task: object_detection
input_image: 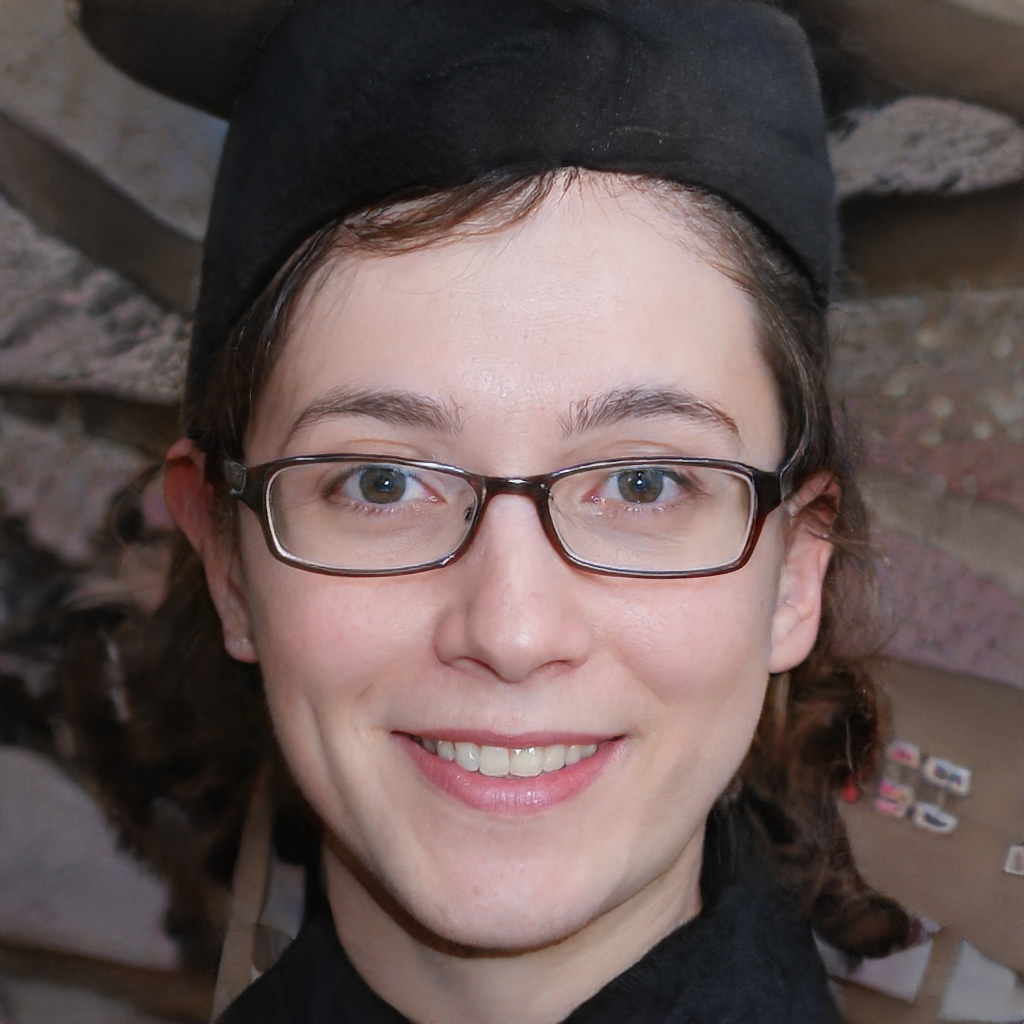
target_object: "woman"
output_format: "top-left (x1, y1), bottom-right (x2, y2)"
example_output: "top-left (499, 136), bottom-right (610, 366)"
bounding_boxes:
top-left (74, 1), bottom-right (915, 1020)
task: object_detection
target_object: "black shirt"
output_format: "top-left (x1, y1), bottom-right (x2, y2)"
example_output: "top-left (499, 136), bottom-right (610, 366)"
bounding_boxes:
top-left (219, 807), bottom-right (842, 1023)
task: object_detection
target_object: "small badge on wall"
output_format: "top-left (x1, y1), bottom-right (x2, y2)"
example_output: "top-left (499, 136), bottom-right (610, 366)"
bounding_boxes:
top-left (911, 803), bottom-right (958, 835)
top-left (921, 756), bottom-right (972, 797)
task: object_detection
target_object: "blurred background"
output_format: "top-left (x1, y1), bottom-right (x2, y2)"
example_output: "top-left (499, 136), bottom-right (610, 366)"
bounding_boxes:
top-left (0, 1), bottom-right (1021, 1021)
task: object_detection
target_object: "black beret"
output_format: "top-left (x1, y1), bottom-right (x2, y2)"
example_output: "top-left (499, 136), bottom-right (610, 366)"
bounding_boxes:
top-left (190, 0), bottom-right (836, 408)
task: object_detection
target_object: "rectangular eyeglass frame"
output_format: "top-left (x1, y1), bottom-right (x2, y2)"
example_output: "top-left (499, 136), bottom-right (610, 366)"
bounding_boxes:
top-left (224, 454), bottom-right (791, 579)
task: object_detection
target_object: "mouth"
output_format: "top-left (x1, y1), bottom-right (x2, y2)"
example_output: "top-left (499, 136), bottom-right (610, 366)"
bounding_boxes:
top-left (410, 735), bottom-right (601, 778)
top-left (399, 731), bottom-right (619, 813)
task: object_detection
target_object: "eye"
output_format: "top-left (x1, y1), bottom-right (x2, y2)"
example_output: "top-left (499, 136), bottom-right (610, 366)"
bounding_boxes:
top-left (331, 465), bottom-right (431, 505)
top-left (597, 467), bottom-right (693, 506)
top-left (614, 468), bottom-right (669, 504)
top-left (356, 466), bottom-right (407, 503)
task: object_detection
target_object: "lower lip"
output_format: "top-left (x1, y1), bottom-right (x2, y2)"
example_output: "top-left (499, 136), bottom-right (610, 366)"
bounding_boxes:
top-left (396, 734), bottom-right (620, 815)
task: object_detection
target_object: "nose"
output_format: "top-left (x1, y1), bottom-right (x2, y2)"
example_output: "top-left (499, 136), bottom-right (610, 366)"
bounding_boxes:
top-left (432, 494), bottom-right (592, 684)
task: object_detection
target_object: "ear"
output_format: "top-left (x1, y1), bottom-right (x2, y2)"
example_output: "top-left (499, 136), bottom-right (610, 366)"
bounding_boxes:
top-left (162, 439), bottom-right (259, 664)
top-left (767, 472), bottom-right (836, 675)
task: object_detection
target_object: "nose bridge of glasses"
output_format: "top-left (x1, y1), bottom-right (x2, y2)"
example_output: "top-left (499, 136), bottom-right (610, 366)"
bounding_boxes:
top-left (484, 475), bottom-right (546, 495)
top-left (462, 474), bottom-right (564, 566)
top-left (476, 474), bottom-right (551, 519)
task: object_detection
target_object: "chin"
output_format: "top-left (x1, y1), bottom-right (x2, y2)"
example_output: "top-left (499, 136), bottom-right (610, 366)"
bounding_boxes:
top-left (351, 831), bottom-right (614, 953)
top-left (415, 882), bottom-right (607, 955)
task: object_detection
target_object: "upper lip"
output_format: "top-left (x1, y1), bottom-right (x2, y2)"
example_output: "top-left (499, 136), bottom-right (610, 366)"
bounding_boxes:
top-left (401, 729), bottom-right (617, 747)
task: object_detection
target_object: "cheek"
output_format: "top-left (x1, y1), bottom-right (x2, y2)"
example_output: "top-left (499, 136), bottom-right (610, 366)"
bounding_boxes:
top-left (238, 510), bottom-right (422, 657)
top-left (612, 562), bottom-right (780, 701)
top-left (242, 567), bottom-right (449, 867)
top-left (235, 526), bottom-right (431, 771)
top-left (607, 540), bottom-right (782, 780)
top-left (247, 574), bottom-right (432, 716)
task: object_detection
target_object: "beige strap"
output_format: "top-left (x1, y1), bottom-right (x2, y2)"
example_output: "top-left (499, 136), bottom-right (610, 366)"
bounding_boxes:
top-left (211, 766), bottom-right (273, 1021)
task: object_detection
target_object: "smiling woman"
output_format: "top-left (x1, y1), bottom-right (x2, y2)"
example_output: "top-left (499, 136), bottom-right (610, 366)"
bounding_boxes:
top-left (75, 2), bottom-right (917, 1022)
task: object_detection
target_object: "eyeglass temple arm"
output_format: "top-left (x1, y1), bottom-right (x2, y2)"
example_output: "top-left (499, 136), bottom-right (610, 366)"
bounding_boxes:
top-left (224, 459), bottom-right (264, 512)
top-left (776, 411), bottom-right (810, 502)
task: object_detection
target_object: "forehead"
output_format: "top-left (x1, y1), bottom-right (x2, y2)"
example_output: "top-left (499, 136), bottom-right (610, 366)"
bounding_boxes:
top-left (249, 181), bottom-right (784, 469)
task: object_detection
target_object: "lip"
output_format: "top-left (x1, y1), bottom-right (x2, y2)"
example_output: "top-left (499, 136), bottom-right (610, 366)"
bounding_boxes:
top-left (395, 732), bottom-right (622, 815)
top-left (411, 728), bottom-right (611, 748)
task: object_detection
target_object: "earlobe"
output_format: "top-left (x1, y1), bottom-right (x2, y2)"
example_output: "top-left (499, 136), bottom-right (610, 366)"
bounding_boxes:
top-left (767, 474), bottom-right (835, 675)
top-left (163, 439), bottom-right (259, 664)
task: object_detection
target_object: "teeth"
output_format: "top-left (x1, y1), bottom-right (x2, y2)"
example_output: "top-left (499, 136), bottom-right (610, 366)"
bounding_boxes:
top-left (417, 737), bottom-right (601, 777)
top-left (509, 747), bottom-right (544, 777)
top-left (454, 742), bottom-right (480, 771)
top-left (543, 744), bottom-right (566, 771)
top-left (479, 745), bottom-right (510, 777)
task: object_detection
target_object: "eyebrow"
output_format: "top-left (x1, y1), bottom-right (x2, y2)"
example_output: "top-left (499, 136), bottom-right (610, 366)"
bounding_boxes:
top-left (285, 383), bottom-right (738, 445)
top-left (561, 386), bottom-right (739, 438)
top-left (285, 386), bottom-right (463, 443)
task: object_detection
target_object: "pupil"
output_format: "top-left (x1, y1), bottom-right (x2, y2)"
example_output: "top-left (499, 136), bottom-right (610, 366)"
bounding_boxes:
top-left (359, 468), bottom-right (407, 503)
top-left (618, 470), bottom-right (663, 504)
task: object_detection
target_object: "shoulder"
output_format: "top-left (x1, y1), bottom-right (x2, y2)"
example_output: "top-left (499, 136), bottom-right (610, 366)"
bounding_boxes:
top-left (216, 910), bottom-right (408, 1024)
top-left (215, 913), bottom-right (336, 1024)
top-left (686, 808), bottom-right (844, 1022)
top-left (568, 806), bottom-right (843, 1024)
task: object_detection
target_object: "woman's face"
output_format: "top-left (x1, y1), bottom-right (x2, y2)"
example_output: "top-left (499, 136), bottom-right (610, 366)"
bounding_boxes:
top-left (226, 180), bottom-right (828, 953)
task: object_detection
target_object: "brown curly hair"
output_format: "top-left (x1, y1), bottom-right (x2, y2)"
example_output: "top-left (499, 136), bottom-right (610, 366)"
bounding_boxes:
top-left (63, 169), bottom-right (914, 968)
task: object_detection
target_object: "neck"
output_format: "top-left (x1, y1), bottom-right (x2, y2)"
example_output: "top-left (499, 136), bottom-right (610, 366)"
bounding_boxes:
top-left (322, 830), bottom-right (704, 1024)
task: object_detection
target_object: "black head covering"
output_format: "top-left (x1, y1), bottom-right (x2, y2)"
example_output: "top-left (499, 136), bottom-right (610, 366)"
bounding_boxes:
top-left (188, 0), bottom-right (836, 411)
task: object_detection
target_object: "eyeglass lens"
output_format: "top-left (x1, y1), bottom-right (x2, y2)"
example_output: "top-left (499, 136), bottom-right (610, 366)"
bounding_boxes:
top-left (548, 463), bottom-right (753, 573)
top-left (265, 459), bottom-right (756, 575)
top-left (269, 461), bottom-right (478, 573)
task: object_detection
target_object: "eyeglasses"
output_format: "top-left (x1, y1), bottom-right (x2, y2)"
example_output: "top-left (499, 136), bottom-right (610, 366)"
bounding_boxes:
top-left (224, 454), bottom-right (791, 578)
